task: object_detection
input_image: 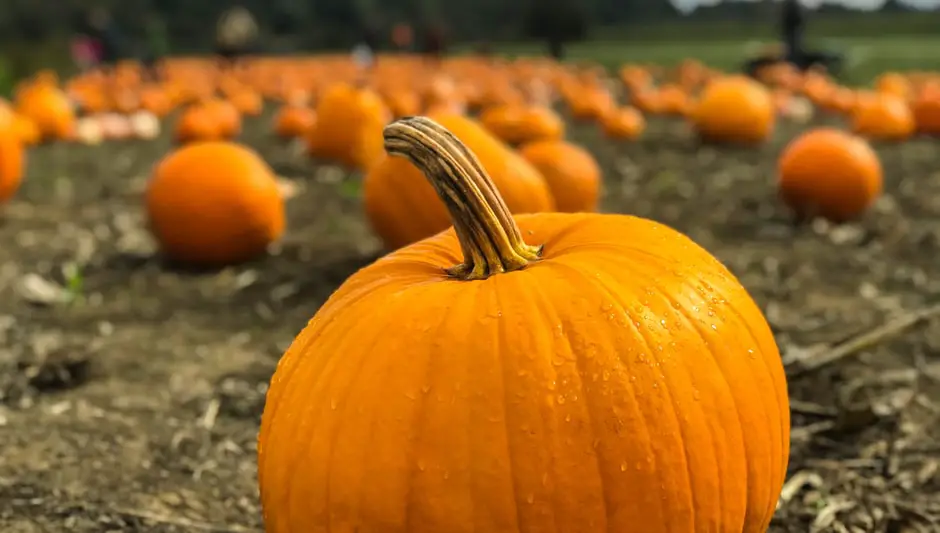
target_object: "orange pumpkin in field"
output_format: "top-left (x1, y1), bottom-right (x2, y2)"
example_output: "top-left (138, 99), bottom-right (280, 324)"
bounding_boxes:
top-left (519, 139), bottom-right (601, 213)
top-left (306, 82), bottom-right (391, 170)
top-left (204, 98), bottom-right (242, 138)
top-left (14, 78), bottom-right (76, 141)
top-left (229, 90), bottom-right (264, 116)
top-left (851, 93), bottom-right (914, 142)
top-left (601, 106), bottom-right (645, 140)
top-left (479, 104), bottom-right (565, 146)
top-left (691, 75), bottom-right (774, 144)
top-left (175, 104), bottom-right (223, 143)
top-left (273, 104), bottom-right (316, 139)
top-left (258, 116), bottom-right (790, 533)
top-left (363, 112), bottom-right (554, 250)
top-left (0, 128), bottom-right (25, 203)
top-left (146, 142), bottom-right (286, 265)
top-left (777, 128), bottom-right (882, 222)
top-left (911, 83), bottom-right (940, 135)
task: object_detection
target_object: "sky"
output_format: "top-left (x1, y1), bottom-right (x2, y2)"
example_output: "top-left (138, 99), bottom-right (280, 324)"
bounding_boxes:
top-left (670, 0), bottom-right (940, 14)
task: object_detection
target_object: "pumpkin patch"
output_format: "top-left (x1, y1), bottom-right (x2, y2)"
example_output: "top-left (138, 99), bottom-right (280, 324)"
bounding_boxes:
top-left (3, 33), bottom-right (938, 533)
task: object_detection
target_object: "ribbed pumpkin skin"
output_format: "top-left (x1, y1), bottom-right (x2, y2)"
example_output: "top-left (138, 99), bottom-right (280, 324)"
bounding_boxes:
top-left (258, 212), bottom-right (790, 533)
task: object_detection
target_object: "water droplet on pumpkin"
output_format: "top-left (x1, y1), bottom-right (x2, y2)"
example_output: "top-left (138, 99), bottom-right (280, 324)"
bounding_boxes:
top-left (692, 389), bottom-right (701, 401)
top-left (602, 371), bottom-right (610, 381)
top-left (421, 385), bottom-right (431, 394)
top-left (443, 470), bottom-right (450, 480)
top-left (710, 324), bottom-right (718, 331)
top-left (404, 391), bottom-right (416, 400)
top-left (542, 473), bottom-right (550, 486)
top-left (748, 349), bottom-right (756, 359)
top-left (557, 395), bottom-right (566, 405)
top-left (565, 414), bottom-right (571, 422)
top-left (552, 357), bottom-right (565, 367)
top-left (526, 493), bottom-right (535, 504)
top-left (330, 399), bottom-right (338, 410)
top-left (417, 460), bottom-right (426, 471)
top-left (620, 462), bottom-right (628, 472)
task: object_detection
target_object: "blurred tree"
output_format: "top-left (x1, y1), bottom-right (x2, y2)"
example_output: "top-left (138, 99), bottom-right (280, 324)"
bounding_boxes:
top-left (523, 0), bottom-right (588, 59)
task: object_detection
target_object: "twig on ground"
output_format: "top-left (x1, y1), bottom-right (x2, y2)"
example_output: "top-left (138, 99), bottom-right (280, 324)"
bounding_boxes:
top-left (786, 304), bottom-right (940, 377)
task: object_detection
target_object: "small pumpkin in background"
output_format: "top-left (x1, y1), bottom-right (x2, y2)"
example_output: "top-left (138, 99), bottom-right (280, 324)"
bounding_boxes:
top-left (600, 106), bottom-right (645, 140)
top-left (912, 83), bottom-right (940, 135)
top-left (479, 104), bottom-right (565, 146)
top-left (146, 141), bottom-right (286, 266)
top-left (777, 127), bottom-right (883, 222)
top-left (229, 89), bottom-right (264, 117)
top-left (851, 93), bottom-right (914, 142)
top-left (11, 114), bottom-right (40, 146)
top-left (203, 98), bottom-right (242, 138)
top-left (306, 82), bottom-right (391, 170)
top-left (259, 116), bottom-right (790, 533)
top-left (273, 104), bottom-right (316, 139)
top-left (363, 112), bottom-right (554, 250)
top-left (519, 139), bottom-right (601, 213)
top-left (14, 76), bottom-right (76, 141)
top-left (175, 103), bottom-right (222, 143)
top-left (0, 128), bottom-right (25, 204)
top-left (691, 75), bottom-right (775, 144)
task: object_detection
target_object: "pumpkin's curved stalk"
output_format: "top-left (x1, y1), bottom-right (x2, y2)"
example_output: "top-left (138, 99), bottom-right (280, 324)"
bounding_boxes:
top-left (383, 116), bottom-right (543, 280)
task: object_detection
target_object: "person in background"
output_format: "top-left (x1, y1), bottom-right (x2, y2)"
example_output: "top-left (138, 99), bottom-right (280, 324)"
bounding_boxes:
top-left (86, 8), bottom-right (126, 72)
top-left (215, 5), bottom-right (259, 70)
top-left (780, 0), bottom-right (805, 66)
top-left (70, 32), bottom-right (102, 73)
top-left (391, 23), bottom-right (414, 52)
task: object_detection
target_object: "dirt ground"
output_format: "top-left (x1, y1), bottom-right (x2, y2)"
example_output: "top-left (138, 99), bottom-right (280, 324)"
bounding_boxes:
top-left (0, 112), bottom-right (938, 533)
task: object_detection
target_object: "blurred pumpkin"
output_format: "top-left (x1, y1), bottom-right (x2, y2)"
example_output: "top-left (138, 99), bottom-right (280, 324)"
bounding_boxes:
top-left (479, 104), bottom-right (565, 146)
top-left (0, 129), bottom-right (25, 203)
top-left (273, 104), bottom-right (317, 139)
top-left (912, 83), bottom-right (940, 136)
top-left (777, 128), bottom-right (882, 222)
top-left (306, 82), bottom-right (391, 170)
top-left (519, 139), bottom-right (601, 212)
top-left (691, 75), bottom-right (774, 144)
top-left (175, 104), bottom-right (223, 143)
top-left (259, 116), bottom-right (790, 533)
top-left (851, 93), bottom-right (915, 142)
top-left (14, 78), bottom-right (76, 141)
top-left (146, 141), bottom-right (286, 265)
top-left (363, 112), bottom-right (554, 250)
top-left (600, 106), bottom-right (645, 140)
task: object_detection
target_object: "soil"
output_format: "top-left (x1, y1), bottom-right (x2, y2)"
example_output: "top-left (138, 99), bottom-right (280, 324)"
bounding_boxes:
top-left (0, 112), bottom-right (938, 532)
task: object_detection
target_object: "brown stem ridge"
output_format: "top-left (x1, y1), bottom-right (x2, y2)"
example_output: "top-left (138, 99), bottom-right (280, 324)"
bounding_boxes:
top-left (383, 116), bottom-right (543, 280)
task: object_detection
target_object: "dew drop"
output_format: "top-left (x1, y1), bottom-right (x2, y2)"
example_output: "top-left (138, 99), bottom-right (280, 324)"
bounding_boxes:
top-left (620, 462), bottom-right (628, 472)
top-left (526, 493), bottom-right (535, 504)
top-left (556, 395), bottom-right (566, 405)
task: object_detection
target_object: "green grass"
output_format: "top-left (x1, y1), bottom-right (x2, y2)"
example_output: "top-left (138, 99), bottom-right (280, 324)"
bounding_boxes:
top-left (480, 35), bottom-right (940, 85)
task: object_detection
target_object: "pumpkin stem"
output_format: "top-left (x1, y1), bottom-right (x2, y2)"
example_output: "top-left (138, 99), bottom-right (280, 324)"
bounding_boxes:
top-left (383, 116), bottom-right (543, 280)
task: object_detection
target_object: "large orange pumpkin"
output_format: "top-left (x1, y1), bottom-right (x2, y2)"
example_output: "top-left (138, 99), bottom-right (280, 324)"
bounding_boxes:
top-left (258, 116), bottom-right (790, 533)
top-left (363, 112), bottom-right (554, 249)
top-left (519, 139), bottom-right (601, 212)
top-left (851, 93), bottom-right (915, 142)
top-left (691, 75), bottom-right (775, 144)
top-left (146, 142), bottom-right (286, 265)
top-left (777, 128), bottom-right (883, 222)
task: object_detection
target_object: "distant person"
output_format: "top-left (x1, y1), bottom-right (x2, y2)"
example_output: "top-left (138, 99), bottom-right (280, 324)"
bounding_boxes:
top-left (780, 0), bottom-right (805, 65)
top-left (215, 6), bottom-right (259, 69)
top-left (70, 33), bottom-right (102, 72)
top-left (86, 8), bottom-right (126, 70)
top-left (391, 23), bottom-right (414, 52)
top-left (422, 22), bottom-right (447, 60)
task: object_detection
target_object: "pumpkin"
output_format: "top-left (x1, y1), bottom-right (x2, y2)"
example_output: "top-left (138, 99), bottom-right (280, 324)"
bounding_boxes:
top-left (601, 106), bottom-right (646, 140)
top-left (479, 104), bottom-right (565, 146)
top-left (258, 116), bottom-right (790, 533)
top-left (912, 83), bottom-right (940, 136)
top-left (690, 75), bottom-right (775, 144)
top-left (175, 104), bottom-right (222, 143)
top-left (0, 129), bottom-right (25, 203)
top-left (777, 127), bottom-right (882, 222)
top-left (204, 98), bottom-right (242, 138)
top-left (519, 139), bottom-right (601, 212)
top-left (146, 141), bottom-right (286, 265)
top-left (14, 79), bottom-right (76, 141)
top-left (363, 112), bottom-right (554, 250)
top-left (230, 90), bottom-right (264, 116)
top-left (306, 82), bottom-right (391, 170)
top-left (273, 104), bottom-right (317, 139)
top-left (851, 93), bottom-right (915, 142)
